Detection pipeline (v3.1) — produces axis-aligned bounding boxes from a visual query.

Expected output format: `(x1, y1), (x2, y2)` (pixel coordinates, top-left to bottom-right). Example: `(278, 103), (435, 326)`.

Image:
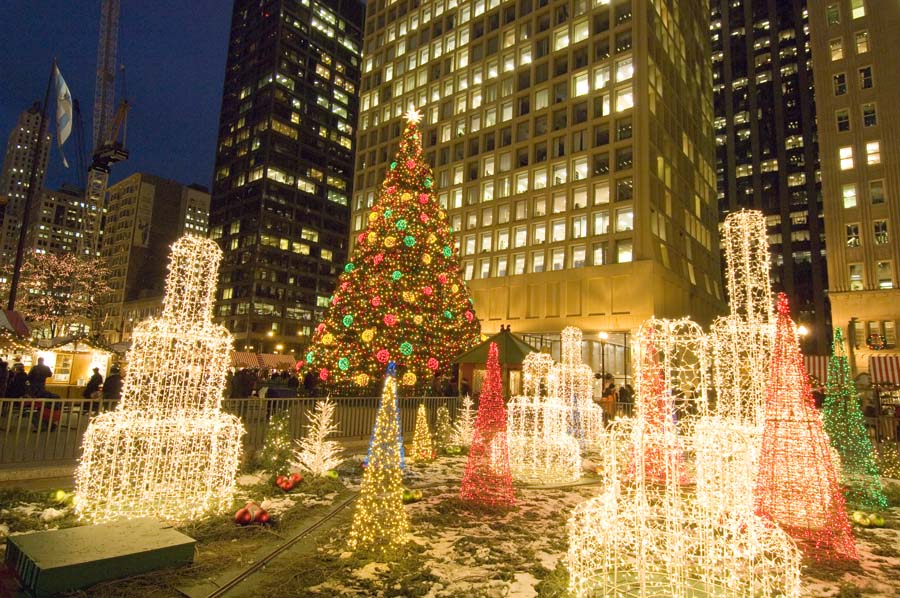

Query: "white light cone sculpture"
(75, 236), (244, 522)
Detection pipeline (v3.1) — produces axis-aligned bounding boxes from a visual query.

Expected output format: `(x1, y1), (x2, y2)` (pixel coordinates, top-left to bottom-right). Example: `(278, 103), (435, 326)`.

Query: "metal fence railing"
(0, 395), (463, 467)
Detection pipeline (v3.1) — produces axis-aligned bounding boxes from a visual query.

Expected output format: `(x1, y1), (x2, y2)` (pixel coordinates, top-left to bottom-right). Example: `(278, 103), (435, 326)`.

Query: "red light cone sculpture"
(631, 329), (687, 485)
(754, 293), (857, 561)
(460, 342), (515, 507)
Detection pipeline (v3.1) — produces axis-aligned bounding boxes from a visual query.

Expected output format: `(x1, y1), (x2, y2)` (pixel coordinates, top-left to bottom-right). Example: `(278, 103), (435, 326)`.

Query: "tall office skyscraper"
(352, 0), (723, 361)
(210, 0), (365, 354)
(100, 173), (211, 343)
(808, 0), (900, 372)
(710, 0), (827, 353)
(0, 103), (51, 266)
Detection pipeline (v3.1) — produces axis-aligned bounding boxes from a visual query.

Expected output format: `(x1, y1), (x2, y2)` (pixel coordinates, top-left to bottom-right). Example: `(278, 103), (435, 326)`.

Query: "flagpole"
(8, 59), (56, 311)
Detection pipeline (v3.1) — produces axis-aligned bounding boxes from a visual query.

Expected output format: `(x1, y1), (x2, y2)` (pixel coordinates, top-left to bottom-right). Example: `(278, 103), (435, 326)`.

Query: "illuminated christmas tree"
(434, 405), (453, 453)
(460, 342), (515, 507)
(348, 365), (409, 553)
(754, 293), (857, 561)
(292, 399), (342, 476)
(303, 109), (481, 395)
(877, 442), (900, 479)
(411, 403), (435, 462)
(260, 411), (292, 475)
(822, 328), (887, 511)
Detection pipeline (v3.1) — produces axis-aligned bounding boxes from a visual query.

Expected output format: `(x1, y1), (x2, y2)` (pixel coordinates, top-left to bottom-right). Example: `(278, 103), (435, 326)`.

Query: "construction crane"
(80, 0), (128, 257)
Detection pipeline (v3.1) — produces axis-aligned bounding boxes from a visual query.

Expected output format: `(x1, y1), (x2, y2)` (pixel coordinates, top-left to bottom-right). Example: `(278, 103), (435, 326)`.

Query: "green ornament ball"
(342, 315), (354, 327)
(400, 342), (413, 356)
(390, 161), (397, 169)
(306, 351), (315, 363)
(444, 310), (453, 319)
(338, 357), (350, 371)
(403, 235), (416, 247)
(424, 178), (433, 188)
(384, 209), (393, 218)
(344, 263), (355, 273)
(396, 219), (408, 231)
(442, 246), (452, 258)
(392, 270), (403, 281)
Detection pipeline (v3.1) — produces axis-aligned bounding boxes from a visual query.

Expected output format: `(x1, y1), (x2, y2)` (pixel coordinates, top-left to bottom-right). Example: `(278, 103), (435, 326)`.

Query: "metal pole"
(8, 60), (56, 310)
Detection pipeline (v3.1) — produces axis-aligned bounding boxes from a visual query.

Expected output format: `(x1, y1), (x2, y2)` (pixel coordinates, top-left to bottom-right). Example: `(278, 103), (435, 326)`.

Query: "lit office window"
(839, 146), (854, 170)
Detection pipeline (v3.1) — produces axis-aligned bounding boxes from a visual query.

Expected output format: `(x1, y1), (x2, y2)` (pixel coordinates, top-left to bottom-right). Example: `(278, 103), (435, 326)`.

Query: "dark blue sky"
(1, 0), (233, 191)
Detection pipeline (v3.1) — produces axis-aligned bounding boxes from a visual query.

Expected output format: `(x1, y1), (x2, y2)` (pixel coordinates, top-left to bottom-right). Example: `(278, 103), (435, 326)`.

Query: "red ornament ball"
(376, 349), (390, 364)
(386, 185), (397, 195)
(319, 368), (329, 381)
(418, 193), (429, 204)
(465, 310), (474, 322)
(419, 212), (429, 223)
(357, 232), (366, 244)
(406, 159), (416, 170)
(427, 357), (440, 370)
(371, 296), (382, 307)
(316, 323), (326, 334)
(438, 273), (448, 284)
(423, 286), (433, 296)
(384, 314), (398, 326)
(373, 253), (384, 265)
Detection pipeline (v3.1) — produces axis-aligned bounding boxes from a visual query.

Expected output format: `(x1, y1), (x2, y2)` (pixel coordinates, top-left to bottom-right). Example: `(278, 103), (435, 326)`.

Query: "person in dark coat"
(0, 360), (8, 398)
(102, 366), (123, 401)
(28, 357), (54, 398)
(7, 363), (28, 398)
(83, 368), (103, 398)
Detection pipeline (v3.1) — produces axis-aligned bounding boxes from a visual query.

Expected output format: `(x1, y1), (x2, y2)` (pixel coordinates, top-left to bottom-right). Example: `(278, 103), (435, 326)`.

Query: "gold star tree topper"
(404, 108), (423, 124)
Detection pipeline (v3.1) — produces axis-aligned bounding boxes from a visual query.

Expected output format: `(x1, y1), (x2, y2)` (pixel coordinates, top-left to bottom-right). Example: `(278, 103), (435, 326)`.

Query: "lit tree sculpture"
(292, 399), (343, 476)
(822, 328), (887, 510)
(460, 342), (515, 507)
(348, 366), (409, 553)
(507, 351), (581, 484)
(453, 394), (476, 447)
(260, 411), (293, 475)
(410, 403), (435, 462)
(302, 109), (481, 395)
(75, 236), (244, 522)
(754, 293), (857, 561)
(434, 404), (453, 454)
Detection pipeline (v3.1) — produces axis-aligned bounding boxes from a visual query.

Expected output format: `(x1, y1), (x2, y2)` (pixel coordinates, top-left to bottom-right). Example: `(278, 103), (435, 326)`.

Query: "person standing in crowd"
(7, 363), (28, 397)
(28, 357), (54, 398)
(83, 367), (103, 399)
(102, 365), (123, 401)
(0, 359), (8, 398)
(600, 373), (618, 421)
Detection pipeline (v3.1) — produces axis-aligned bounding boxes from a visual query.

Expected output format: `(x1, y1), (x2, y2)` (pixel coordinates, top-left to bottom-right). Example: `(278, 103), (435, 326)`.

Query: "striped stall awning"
(803, 355), (830, 387)
(231, 351), (260, 368)
(870, 355), (900, 386)
(258, 353), (297, 370)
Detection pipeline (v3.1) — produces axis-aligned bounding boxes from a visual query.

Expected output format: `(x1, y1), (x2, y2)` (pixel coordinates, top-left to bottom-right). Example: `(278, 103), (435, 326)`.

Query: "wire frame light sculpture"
(568, 317), (803, 598)
(754, 293), (857, 561)
(507, 351), (582, 484)
(549, 327), (603, 447)
(75, 236), (244, 522)
(711, 209), (774, 426)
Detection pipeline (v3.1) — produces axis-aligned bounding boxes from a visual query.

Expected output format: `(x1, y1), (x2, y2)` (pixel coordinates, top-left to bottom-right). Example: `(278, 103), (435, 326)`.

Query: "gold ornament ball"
(322, 333), (335, 345)
(362, 329), (375, 343)
(422, 254), (432, 264)
(413, 315), (423, 325)
(402, 372), (417, 386)
(385, 236), (397, 248)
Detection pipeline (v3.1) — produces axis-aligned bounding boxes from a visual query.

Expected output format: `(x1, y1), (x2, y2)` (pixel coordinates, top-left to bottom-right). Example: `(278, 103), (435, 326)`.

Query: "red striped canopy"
(803, 355), (830, 387)
(870, 355), (900, 386)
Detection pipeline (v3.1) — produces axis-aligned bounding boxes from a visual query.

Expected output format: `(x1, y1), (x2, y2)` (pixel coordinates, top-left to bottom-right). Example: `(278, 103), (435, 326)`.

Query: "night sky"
(1, 0), (233, 191)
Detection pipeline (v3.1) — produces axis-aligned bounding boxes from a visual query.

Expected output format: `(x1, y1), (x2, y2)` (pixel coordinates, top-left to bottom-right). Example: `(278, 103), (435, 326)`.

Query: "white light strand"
(75, 236), (244, 523)
(453, 394), (476, 447)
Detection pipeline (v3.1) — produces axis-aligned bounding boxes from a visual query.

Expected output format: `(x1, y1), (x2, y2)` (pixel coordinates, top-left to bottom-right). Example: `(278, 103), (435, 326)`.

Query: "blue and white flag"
(54, 64), (72, 168)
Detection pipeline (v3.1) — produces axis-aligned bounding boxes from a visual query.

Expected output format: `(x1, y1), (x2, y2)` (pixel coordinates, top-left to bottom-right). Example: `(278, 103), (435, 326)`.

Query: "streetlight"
(797, 324), (809, 338)
(598, 331), (609, 378)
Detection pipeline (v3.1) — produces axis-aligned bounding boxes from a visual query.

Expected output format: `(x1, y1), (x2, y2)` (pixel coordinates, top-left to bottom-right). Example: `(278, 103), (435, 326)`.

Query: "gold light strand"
(410, 403), (435, 462)
(75, 236), (244, 523)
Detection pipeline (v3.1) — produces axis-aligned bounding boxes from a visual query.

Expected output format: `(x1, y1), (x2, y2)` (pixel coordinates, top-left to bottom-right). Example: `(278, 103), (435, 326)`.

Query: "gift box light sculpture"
(568, 316), (803, 598)
(75, 236), (244, 522)
(507, 352), (582, 484)
(754, 293), (857, 561)
(460, 342), (515, 507)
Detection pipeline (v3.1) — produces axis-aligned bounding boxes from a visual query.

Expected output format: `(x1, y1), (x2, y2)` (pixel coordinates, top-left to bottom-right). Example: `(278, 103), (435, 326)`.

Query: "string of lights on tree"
(302, 109), (480, 395)
(460, 342), (515, 507)
(821, 328), (887, 511)
(433, 405), (453, 454)
(754, 293), (857, 561)
(75, 236), (244, 523)
(348, 365), (409, 553)
(452, 394), (476, 447)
